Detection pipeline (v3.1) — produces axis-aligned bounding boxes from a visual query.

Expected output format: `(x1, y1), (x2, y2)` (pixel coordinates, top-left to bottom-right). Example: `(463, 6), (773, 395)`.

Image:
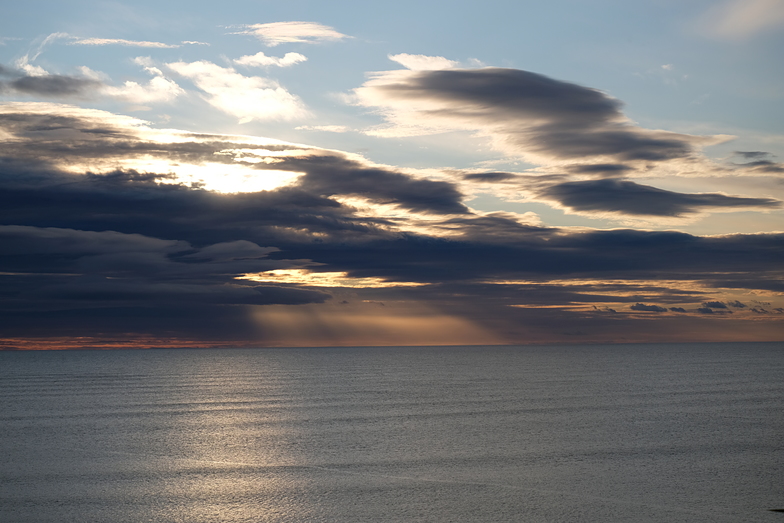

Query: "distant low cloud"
(235, 52), (308, 68)
(167, 60), (309, 122)
(702, 301), (728, 309)
(232, 22), (349, 46)
(698, 0), (784, 40)
(538, 178), (779, 216)
(631, 303), (667, 312)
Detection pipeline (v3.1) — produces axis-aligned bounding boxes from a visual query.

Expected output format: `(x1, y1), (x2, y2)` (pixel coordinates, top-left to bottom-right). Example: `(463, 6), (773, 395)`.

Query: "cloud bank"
(0, 102), (781, 346)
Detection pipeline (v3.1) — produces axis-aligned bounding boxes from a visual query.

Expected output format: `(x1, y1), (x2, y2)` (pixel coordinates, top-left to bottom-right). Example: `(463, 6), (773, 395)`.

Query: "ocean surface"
(1, 343), (782, 522)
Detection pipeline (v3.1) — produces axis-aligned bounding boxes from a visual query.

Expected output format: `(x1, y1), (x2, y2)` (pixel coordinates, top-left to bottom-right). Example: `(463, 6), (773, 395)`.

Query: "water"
(1, 343), (782, 522)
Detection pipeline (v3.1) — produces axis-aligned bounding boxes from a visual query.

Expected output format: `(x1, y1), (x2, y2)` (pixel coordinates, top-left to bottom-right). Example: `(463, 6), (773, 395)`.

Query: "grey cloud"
(731, 151), (784, 173)
(33, 278), (328, 306)
(567, 163), (633, 176)
(537, 178), (779, 216)
(727, 300), (747, 308)
(0, 66), (102, 98)
(1, 103), (782, 344)
(735, 151), (772, 159)
(631, 303), (667, 312)
(0, 106), (466, 216)
(357, 67), (710, 163)
(463, 172), (516, 182)
(702, 301), (727, 309)
(289, 154), (468, 214)
(669, 307), (687, 313)
(739, 160), (784, 173)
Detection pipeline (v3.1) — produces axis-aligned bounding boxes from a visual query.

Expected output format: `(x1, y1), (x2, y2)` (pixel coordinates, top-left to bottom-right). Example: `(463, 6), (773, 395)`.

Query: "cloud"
(1, 73), (102, 98)
(388, 53), (458, 71)
(354, 66), (722, 165)
(235, 52), (308, 68)
(462, 172), (516, 182)
(537, 178), (779, 216)
(166, 60), (308, 122)
(698, 0), (784, 40)
(0, 102), (465, 215)
(68, 37), (180, 48)
(631, 303), (668, 312)
(1, 102), (782, 345)
(295, 125), (350, 133)
(232, 22), (349, 46)
(98, 58), (184, 104)
(567, 163), (634, 176)
(0, 59), (182, 104)
(702, 301), (728, 309)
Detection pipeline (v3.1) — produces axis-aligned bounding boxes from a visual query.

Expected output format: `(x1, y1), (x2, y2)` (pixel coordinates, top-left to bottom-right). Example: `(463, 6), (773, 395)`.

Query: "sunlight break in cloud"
(233, 22), (349, 46)
(167, 60), (309, 122)
(388, 53), (458, 71)
(235, 51), (308, 68)
(699, 0), (784, 40)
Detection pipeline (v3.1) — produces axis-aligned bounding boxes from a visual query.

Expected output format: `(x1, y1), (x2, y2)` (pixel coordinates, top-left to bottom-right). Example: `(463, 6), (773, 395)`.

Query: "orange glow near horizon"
(239, 269), (429, 288)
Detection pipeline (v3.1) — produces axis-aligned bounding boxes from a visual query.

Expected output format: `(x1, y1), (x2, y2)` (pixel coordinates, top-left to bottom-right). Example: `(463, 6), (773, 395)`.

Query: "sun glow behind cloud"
(239, 269), (428, 288)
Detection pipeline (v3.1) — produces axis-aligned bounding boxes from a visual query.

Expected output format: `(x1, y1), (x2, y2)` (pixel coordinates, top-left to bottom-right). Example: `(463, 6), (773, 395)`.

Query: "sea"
(0, 343), (782, 523)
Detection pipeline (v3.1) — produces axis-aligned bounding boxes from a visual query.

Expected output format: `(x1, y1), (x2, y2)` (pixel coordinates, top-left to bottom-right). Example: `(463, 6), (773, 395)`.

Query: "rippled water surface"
(1, 343), (783, 522)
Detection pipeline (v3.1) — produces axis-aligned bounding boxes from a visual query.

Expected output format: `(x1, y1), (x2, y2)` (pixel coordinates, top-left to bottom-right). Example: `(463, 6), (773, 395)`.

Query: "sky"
(0, 0), (782, 349)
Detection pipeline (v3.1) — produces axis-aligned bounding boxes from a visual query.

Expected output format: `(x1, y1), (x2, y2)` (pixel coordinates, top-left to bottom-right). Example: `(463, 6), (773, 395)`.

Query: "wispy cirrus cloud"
(232, 21), (349, 46)
(68, 37), (180, 48)
(698, 0), (784, 40)
(166, 60), (309, 122)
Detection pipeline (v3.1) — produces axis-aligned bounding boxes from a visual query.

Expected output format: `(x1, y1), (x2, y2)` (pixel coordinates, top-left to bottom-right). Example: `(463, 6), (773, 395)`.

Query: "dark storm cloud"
(631, 303), (667, 312)
(357, 67), (711, 162)
(538, 178), (779, 216)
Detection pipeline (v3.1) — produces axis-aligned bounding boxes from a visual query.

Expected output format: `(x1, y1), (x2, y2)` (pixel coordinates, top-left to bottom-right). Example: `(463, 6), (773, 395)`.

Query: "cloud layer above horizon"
(0, 6), (782, 348)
